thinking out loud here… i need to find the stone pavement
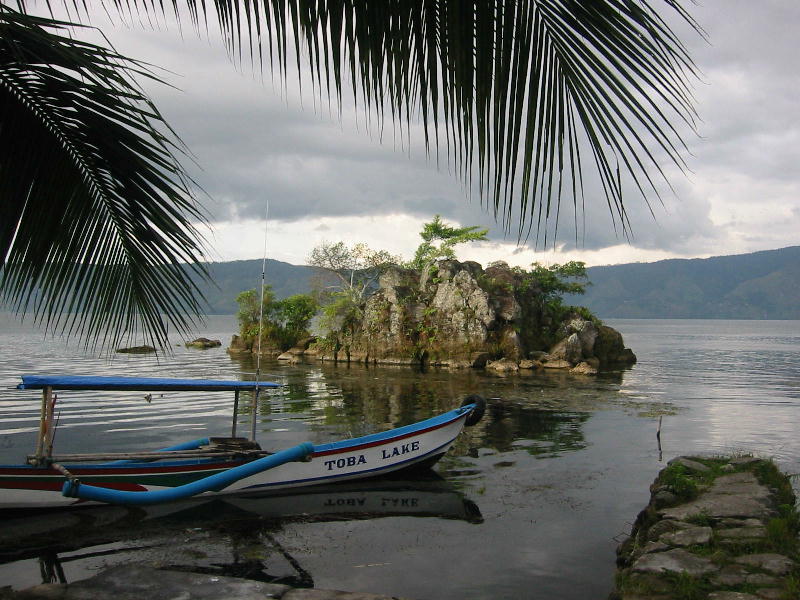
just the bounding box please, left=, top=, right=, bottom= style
left=613, top=456, right=799, bottom=600
left=1, top=565, right=408, bottom=600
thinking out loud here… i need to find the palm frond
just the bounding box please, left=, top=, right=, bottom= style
left=3, top=0, right=701, bottom=345
left=0, top=6, right=210, bottom=349
left=15, top=1, right=701, bottom=241
left=41, top=0, right=700, bottom=242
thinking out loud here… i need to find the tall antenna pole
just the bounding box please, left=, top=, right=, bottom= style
left=252, top=200, right=270, bottom=441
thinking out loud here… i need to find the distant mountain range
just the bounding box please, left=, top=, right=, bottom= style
left=565, top=245, right=800, bottom=319
left=197, top=246, right=800, bottom=319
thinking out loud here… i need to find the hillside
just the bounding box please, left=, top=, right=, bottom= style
left=565, top=246, right=800, bottom=319
left=193, top=259, right=326, bottom=314
left=195, top=247, right=800, bottom=319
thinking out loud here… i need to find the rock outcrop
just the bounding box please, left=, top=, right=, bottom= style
left=306, top=260, right=635, bottom=373
left=226, top=333, right=282, bottom=358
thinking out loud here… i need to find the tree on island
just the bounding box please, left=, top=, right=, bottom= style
left=307, top=241, right=400, bottom=351
left=408, top=215, right=489, bottom=273
left=2, top=1, right=701, bottom=348
left=302, top=241, right=627, bottom=369
left=514, top=261, right=596, bottom=346
left=308, top=241, right=401, bottom=302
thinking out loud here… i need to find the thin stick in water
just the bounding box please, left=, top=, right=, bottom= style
left=252, top=200, right=270, bottom=441
left=657, top=415, right=663, bottom=461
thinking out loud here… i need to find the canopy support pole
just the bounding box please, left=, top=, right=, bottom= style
left=250, top=388, right=259, bottom=441
left=232, top=390, right=240, bottom=438
left=34, top=386, right=54, bottom=465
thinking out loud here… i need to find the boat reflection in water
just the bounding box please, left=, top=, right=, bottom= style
left=0, top=474, right=482, bottom=590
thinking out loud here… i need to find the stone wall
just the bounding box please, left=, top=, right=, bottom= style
left=613, top=456, right=799, bottom=600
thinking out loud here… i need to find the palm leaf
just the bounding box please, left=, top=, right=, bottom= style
left=0, top=6, right=211, bottom=349
left=33, top=0, right=700, bottom=241
left=3, top=0, right=702, bottom=346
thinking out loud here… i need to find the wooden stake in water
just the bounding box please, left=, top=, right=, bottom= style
left=657, top=415, right=663, bottom=461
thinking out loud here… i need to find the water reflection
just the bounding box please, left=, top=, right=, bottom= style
left=0, top=475, right=481, bottom=588
left=232, top=356, right=600, bottom=463
left=483, top=403, right=589, bottom=457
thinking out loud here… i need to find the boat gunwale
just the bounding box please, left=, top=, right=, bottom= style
left=312, top=405, right=471, bottom=456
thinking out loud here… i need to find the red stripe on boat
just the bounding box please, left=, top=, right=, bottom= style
left=0, top=461, right=244, bottom=477
left=0, top=480, right=148, bottom=492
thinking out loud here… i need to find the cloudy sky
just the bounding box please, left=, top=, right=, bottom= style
left=53, top=1, right=800, bottom=268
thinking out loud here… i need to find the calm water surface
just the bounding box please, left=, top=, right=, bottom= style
left=0, top=315, right=798, bottom=599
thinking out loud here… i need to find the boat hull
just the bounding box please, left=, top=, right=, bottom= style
left=0, top=407, right=470, bottom=510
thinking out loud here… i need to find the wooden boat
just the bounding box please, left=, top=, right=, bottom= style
left=0, top=375, right=485, bottom=510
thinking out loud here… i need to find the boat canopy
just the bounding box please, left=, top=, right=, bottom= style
left=17, top=374, right=281, bottom=392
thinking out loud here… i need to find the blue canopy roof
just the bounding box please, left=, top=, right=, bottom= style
left=17, top=374, right=281, bottom=392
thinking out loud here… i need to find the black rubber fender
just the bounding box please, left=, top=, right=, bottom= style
left=460, top=394, right=486, bottom=426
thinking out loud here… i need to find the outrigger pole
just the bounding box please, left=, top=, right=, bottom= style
left=252, top=200, right=271, bottom=441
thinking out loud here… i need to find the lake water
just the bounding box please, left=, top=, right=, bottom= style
left=1, top=316, right=798, bottom=598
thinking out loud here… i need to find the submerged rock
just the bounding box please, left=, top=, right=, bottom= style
left=115, top=345, right=155, bottom=354
left=7, top=564, right=404, bottom=600
left=541, top=359, right=572, bottom=370
left=570, top=361, right=598, bottom=375
left=486, top=358, right=519, bottom=373
left=518, top=359, right=542, bottom=370
left=184, top=337, right=221, bottom=349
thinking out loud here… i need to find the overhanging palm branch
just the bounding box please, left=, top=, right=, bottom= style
left=4, top=0, right=701, bottom=347
left=35, top=0, right=699, bottom=240
left=0, top=6, right=210, bottom=349
left=282, top=0, right=702, bottom=240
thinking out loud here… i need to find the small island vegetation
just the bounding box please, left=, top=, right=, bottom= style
left=233, top=286, right=318, bottom=354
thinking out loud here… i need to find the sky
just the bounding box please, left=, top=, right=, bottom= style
left=46, top=1, right=800, bottom=268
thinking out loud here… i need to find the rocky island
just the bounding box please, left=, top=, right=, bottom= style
left=229, top=258, right=636, bottom=375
